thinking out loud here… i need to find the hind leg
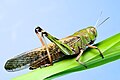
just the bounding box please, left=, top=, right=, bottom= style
left=35, top=27, right=52, bottom=65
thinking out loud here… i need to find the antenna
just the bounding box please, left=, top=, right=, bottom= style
left=94, top=11, right=110, bottom=28
left=94, top=11, right=103, bottom=27
left=96, top=17, right=110, bottom=28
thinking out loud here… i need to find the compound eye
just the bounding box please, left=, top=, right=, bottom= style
left=90, top=28, right=95, bottom=31
left=92, top=28, right=97, bottom=37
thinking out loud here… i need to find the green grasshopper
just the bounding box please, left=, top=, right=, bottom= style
left=4, top=16, right=109, bottom=72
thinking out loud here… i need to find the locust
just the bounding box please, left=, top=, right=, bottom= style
left=4, top=15, right=109, bottom=72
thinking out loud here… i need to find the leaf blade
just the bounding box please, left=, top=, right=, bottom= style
left=13, top=33, right=120, bottom=80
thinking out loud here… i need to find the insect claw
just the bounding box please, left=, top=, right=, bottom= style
left=96, top=47, right=104, bottom=59
left=82, top=64, right=87, bottom=68
left=100, top=53, right=104, bottom=59
left=76, top=59, right=87, bottom=68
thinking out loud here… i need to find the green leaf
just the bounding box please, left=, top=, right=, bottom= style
left=13, top=33, right=120, bottom=80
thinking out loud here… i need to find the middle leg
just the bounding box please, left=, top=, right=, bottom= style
left=76, top=49, right=87, bottom=68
